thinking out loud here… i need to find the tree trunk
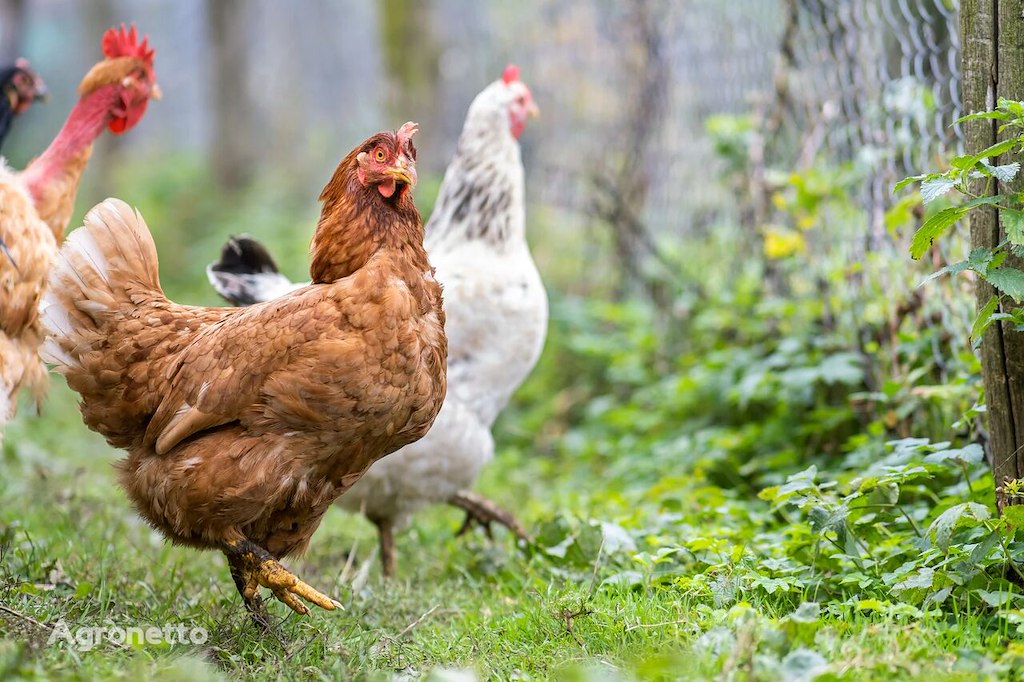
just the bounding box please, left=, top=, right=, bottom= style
left=207, top=0, right=253, bottom=192
left=962, top=0, right=1024, bottom=510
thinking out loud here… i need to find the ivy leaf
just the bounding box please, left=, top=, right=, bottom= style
left=910, top=207, right=967, bottom=259
left=921, top=177, right=957, bottom=203
left=928, top=502, right=991, bottom=550
left=985, top=267, right=1024, bottom=302
left=972, top=295, right=1000, bottom=347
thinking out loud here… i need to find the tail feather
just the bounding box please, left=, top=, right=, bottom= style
left=40, top=198, right=161, bottom=373
left=206, top=235, right=300, bottom=306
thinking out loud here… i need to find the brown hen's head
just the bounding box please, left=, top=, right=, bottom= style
left=353, top=121, right=419, bottom=199
left=313, top=123, right=427, bottom=283
left=78, top=23, right=159, bottom=134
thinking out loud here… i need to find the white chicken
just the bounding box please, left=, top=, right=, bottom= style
left=208, top=65, right=547, bottom=576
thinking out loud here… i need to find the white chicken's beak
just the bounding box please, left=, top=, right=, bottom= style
left=150, top=83, right=163, bottom=101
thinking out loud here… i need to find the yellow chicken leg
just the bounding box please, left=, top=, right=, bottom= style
left=224, top=539, right=341, bottom=617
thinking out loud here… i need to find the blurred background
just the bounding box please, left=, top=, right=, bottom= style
left=1, top=0, right=961, bottom=303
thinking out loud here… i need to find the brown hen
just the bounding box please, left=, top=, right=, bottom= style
left=40, top=123, right=446, bottom=626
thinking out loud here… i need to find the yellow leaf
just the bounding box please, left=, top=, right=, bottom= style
left=763, top=227, right=806, bottom=259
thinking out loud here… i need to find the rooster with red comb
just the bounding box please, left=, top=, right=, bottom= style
left=0, top=23, right=159, bottom=441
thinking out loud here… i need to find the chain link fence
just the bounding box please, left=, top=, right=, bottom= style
left=6, top=0, right=964, bottom=258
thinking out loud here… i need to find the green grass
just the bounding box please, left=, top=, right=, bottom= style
left=0, top=381, right=1014, bottom=681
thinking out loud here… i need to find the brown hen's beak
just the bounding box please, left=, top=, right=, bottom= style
left=528, top=102, right=540, bottom=118
left=386, top=160, right=417, bottom=188
left=150, top=83, right=163, bottom=101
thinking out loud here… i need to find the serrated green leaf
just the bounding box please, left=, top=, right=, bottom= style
left=924, top=444, right=985, bottom=466
left=975, top=138, right=1022, bottom=162
left=984, top=159, right=1022, bottom=183
left=788, top=602, right=821, bottom=623
left=1003, top=505, right=1024, bottom=527
left=1005, top=209, right=1024, bottom=246
left=893, top=566, right=934, bottom=592
left=910, top=207, right=967, bottom=259
left=920, top=248, right=998, bottom=286
left=977, top=590, right=1019, bottom=607
left=970, top=531, right=1001, bottom=564
left=972, top=296, right=1001, bottom=347
left=957, top=109, right=1012, bottom=124
left=928, top=502, right=991, bottom=550
left=985, top=267, right=1024, bottom=302
left=921, top=177, right=957, bottom=203
left=894, top=174, right=928, bottom=193
left=998, top=98, right=1024, bottom=116
left=963, top=195, right=1007, bottom=209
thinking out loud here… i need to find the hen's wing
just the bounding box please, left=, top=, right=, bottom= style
left=142, top=290, right=369, bottom=454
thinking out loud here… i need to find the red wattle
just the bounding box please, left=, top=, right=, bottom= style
left=378, top=178, right=397, bottom=198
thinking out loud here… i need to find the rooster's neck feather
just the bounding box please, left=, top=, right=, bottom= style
left=20, top=84, right=119, bottom=240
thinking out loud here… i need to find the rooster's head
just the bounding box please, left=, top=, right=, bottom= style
left=78, top=23, right=160, bottom=134
left=354, top=122, right=419, bottom=199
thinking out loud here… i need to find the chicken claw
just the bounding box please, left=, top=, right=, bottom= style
left=224, top=539, right=341, bottom=616
left=448, top=490, right=531, bottom=542
left=249, top=558, right=340, bottom=614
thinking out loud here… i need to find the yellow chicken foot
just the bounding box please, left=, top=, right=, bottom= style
left=223, top=539, right=341, bottom=616
left=448, top=490, right=531, bottom=542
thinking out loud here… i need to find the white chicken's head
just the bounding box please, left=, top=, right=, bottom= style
left=472, top=64, right=539, bottom=140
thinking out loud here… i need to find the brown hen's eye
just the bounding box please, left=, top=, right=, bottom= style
left=375, top=149, right=386, bottom=162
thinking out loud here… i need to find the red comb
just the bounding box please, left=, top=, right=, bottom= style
left=502, top=64, right=520, bottom=84
left=102, top=23, right=155, bottom=66
left=397, top=121, right=419, bottom=145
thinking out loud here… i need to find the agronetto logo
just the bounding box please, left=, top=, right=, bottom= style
left=46, top=619, right=208, bottom=651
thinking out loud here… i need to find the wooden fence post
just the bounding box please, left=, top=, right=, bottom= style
left=962, top=0, right=1024, bottom=509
